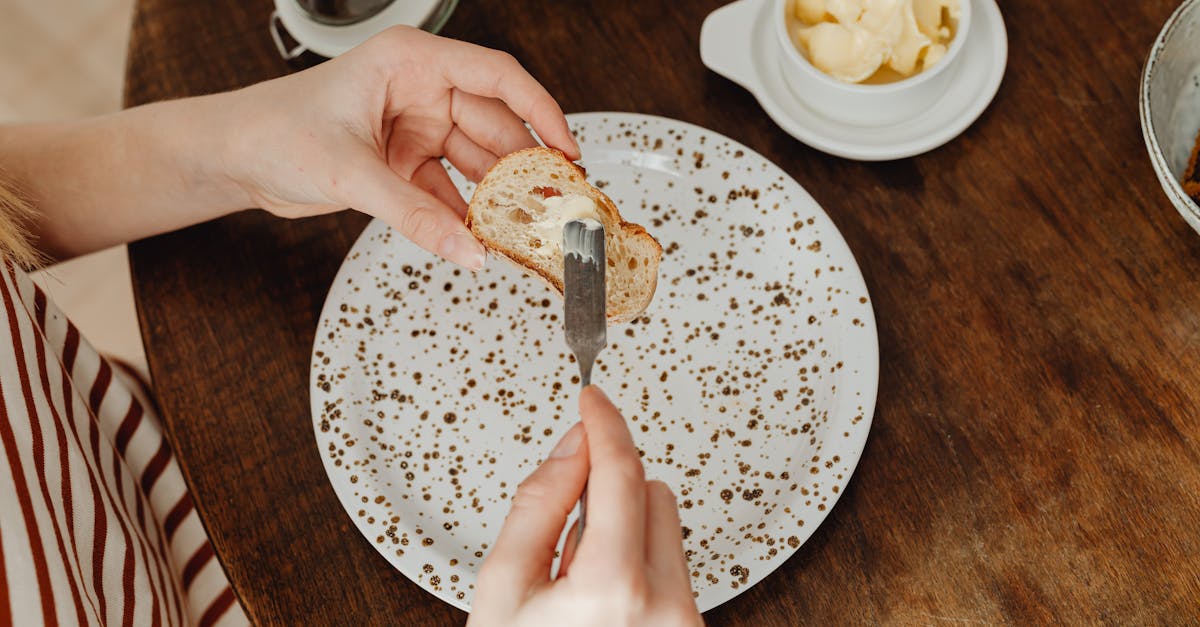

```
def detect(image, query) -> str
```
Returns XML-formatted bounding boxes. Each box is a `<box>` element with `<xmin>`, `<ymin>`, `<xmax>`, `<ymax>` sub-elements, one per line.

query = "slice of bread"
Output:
<box><xmin>466</xmin><ymin>147</ymin><xmax>662</xmax><ymax>324</ymax></box>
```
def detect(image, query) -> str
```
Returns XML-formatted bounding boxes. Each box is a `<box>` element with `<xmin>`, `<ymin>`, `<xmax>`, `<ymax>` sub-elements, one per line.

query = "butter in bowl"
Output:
<box><xmin>773</xmin><ymin>0</ymin><xmax>972</xmax><ymax>126</ymax></box>
<box><xmin>787</xmin><ymin>0</ymin><xmax>962</xmax><ymax>85</ymax></box>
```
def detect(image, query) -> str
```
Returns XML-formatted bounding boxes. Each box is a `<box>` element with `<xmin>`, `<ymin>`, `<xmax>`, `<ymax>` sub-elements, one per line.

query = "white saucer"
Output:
<box><xmin>700</xmin><ymin>0</ymin><xmax>1008</xmax><ymax>161</ymax></box>
<box><xmin>271</xmin><ymin>0</ymin><xmax>453</xmax><ymax>59</ymax></box>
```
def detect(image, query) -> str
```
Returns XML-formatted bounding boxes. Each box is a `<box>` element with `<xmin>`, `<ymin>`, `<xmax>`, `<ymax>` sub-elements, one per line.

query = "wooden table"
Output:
<box><xmin>124</xmin><ymin>0</ymin><xmax>1200</xmax><ymax>623</ymax></box>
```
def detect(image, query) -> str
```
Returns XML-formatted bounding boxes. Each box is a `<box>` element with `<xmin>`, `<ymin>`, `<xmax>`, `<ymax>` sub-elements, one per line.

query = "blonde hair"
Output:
<box><xmin>0</xmin><ymin>172</ymin><xmax>40</xmax><ymax>269</ymax></box>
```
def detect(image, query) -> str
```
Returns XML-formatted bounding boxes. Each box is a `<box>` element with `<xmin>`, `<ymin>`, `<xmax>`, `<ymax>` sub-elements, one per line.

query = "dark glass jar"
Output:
<box><xmin>297</xmin><ymin>0</ymin><xmax>396</xmax><ymax>25</ymax></box>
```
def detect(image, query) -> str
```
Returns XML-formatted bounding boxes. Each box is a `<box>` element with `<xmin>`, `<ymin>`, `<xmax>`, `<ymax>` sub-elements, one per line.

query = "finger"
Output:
<box><xmin>644</xmin><ymin>480</ymin><xmax>692</xmax><ymax>591</ymax></box>
<box><xmin>575</xmin><ymin>386</ymin><xmax>646</xmax><ymax>571</ymax></box>
<box><xmin>437</xmin><ymin>43</ymin><xmax>580</xmax><ymax>159</ymax></box>
<box><xmin>476</xmin><ymin>423</ymin><xmax>590</xmax><ymax>602</ymax></box>
<box><xmin>556</xmin><ymin>518</ymin><xmax>582</xmax><ymax>579</ymax></box>
<box><xmin>451</xmin><ymin>91</ymin><xmax>540</xmax><ymax>159</ymax></box>
<box><xmin>411</xmin><ymin>158</ymin><xmax>468</xmax><ymax>218</ymax></box>
<box><xmin>342</xmin><ymin>151</ymin><xmax>485</xmax><ymax>270</ymax></box>
<box><xmin>444</xmin><ymin>127</ymin><xmax>499</xmax><ymax>183</ymax></box>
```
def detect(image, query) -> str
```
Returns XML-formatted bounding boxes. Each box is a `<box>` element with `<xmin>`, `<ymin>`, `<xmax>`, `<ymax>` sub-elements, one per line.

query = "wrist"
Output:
<box><xmin>151</xmin><ymin>91</ymin><xmax>259</xmax><ymax>215</ymax></box>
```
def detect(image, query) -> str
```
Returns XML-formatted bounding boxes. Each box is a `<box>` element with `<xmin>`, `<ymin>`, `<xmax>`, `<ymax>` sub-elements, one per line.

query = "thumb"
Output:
<box><xmin>474</xmin><ymin>423</ymin><xmax>589</xmax><ymax>606</ymax></box>
<box><xmin>343</xmin><ymin>151</ymin><xmax>486</xmax><ymax>270</ymax></box>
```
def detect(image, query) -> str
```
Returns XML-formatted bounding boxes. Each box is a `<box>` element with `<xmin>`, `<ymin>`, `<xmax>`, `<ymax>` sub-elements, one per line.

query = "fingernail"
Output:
<box><xmin>550</xmin><ymin>423</ymin><xmax>584</xmax><ymax>458</ymax></box>
<box><xmin>438</xmin><ymin>231</ymin><xmax>486</xmax><ymax>271</ymax></box>
<box><xmin>581</xmin><ymin>385</ymin><xmax>605</xmax><ymax>401</ymax></box>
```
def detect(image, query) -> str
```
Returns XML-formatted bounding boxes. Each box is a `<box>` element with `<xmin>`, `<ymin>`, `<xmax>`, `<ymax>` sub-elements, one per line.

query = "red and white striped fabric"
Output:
<box><xmin>0</xmin><ymin>263</ymin><xmax>249</xmax><ymax>626</ymax></box>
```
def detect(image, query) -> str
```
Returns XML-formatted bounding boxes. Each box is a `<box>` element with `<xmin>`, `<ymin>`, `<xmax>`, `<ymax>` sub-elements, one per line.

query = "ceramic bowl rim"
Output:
<box><xmin>1139</xmin><ymin>0</ymin><xmax>1200</xmax><ymax>225</ymax></box>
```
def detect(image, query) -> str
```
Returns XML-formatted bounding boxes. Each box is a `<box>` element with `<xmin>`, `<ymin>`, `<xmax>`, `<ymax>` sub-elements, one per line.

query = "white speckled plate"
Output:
<box><xmin>310</xmin><ymin>112</ymin><xmax>878</xmax><ymax>613</ymax></box>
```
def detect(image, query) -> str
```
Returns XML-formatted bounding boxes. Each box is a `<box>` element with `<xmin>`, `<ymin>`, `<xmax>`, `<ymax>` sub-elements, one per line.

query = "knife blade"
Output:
<box><xmin>563</xmin><ymin>218</ymin><xmax>607</xmax><ymax>543</ymax></box>
<box><xmin>563</xmin><ymin>219</ymin><xmax>607</xmax><ymax>385</ymax></box>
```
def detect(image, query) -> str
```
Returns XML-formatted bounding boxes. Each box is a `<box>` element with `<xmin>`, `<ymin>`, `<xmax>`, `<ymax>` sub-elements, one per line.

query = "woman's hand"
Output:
<box><xmin>222</xmin><ymin>26</ymin><xmax>579</xmax><ymax>270</ymax></box>
<box><xmin>469</xmin><ymin>387</ymin><xmax>703</xmax><ymax>627</ymax></box>
<box><xmin>1</xmin><ymin>27</ymin><xmax>568</xmax><ymax>260</ymax></box>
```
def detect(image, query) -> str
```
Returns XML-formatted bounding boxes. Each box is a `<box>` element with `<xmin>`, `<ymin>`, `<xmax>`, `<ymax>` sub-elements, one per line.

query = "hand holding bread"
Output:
<box><xmin>213</xmin><ymin>27</ymin><xmax>580</xmax><ymax>272</ymax></box>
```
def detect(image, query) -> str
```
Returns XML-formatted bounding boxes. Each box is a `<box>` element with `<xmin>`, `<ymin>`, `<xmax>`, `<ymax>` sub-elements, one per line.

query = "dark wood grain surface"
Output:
<box><xmin>124</xmin><ymin>0</ymin><xmax>1200</xmax><ymax>623</ymax></box>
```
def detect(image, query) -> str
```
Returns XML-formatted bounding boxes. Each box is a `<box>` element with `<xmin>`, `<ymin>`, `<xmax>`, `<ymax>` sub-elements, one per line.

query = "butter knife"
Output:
<box><xmin>563</xmin><ymin>218</ymin><xmax>607</xmax><ymax>542</ymax></box>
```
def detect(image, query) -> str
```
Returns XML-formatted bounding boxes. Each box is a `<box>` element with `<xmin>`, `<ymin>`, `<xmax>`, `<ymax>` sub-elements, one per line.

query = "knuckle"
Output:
<box><xmin>464</xmin><ymin>160</ymin><xmax>489</xmax><ymax>183</ymax></box>
<box><xmin>474</xmin><ymin>560</ymin><xmax>521</xmax><ymax>601</ymax></box>
<box><xmin>646</xmin><ymin>479</ymin><xmax>677</xmax><ymax>503</ymax></box>
<box><xmin>556</xmin><ymin>587</ymin><xmax>610</xmax><ymax>619</ymax></box>
<box><xmin>615</xmin><ymin>561</ymin><xmax>647</xmax><ymax>587</ymax></box>
<box><xmin>568</xmin><ymin>565</ymin><xmax>647</xmax><ymax>612</ymax></box>
<box><xmin>374</xmin><ymin>24</ymin><xmax>417</xmax><ymax>48</ymax></box>
<box><xmin>607</xmin><ymin>572</ymin><xmax>650</xmax><ymax>617</ymax></box>
<box><xmin>492</xmin><ymin>50</ymin><xmax>520</xmax><ymax>68</ymax></box>
<box><xmin>510</xmin><ymin>474</ymin><xmax>554</xmax><ymax>510</ymax></box>
<box><xmin>397</xmin><ymin>206</ymin><xmax>442</xmax><ymax>241</ymax></box>
<box><xmin>488</xmin><ymin>51</ymin><xmax>525</xmax><ymax>85</ymax></box>
<box><xmin>611</xmin><ymin>457</ymin><xmax>646</xmax><ymax>486</ymax></box>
